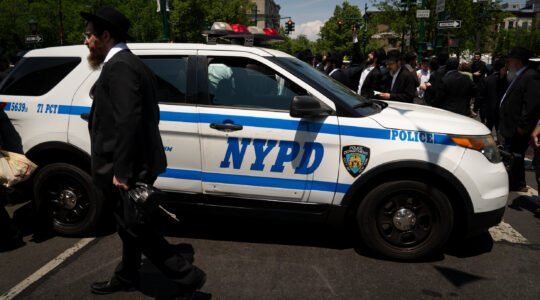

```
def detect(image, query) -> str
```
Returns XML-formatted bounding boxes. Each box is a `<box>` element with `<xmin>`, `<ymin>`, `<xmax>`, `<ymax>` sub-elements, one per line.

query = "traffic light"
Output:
<box><xmin>338</xmin><ymin>20</ymin><xmax>342</xmax><ymax>30</ymax></box>
<box><xmin>287</xmin><ymin>20</ymin><xmax>292</xmax><ymax>32</ymax></box>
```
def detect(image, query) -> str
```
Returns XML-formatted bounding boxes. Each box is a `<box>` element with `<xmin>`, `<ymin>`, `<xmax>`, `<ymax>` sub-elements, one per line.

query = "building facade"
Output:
<box><xmin>251</xmin><ymin>0</ymin><xmax>281</xmax><ymax>30</ymax></box>
<box><xmin>499</xmin><ymin>1</ymin><xmax>535</xmax><ymax>30</ymax></box>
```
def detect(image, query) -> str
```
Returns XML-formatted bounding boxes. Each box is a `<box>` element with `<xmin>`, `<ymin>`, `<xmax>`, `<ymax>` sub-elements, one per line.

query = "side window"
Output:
<box><xmin>142</xmin><ymin>56</ymin><xmax>187</xmax><ymax>104</ymax></box>
<box><xmin>0</xmin><ymin>57</ymin><xmax>81</xmax><ymax>96</ymax></box>
<box><xmin>207</xmin><ymin>56</ymin><xmax>307</xmax><ymax>110</ymax></box>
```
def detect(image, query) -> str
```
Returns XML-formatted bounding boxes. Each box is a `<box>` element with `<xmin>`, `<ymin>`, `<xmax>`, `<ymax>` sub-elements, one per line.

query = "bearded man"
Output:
<box><xmin>81</xmin><ymin>7</ymin><xmax>206</xmax><ymax>299</ymax></box>
<box><xmin>499</xmin><ymin>47</ymin><xmax>540</xmax><ymax>191</ymax></box>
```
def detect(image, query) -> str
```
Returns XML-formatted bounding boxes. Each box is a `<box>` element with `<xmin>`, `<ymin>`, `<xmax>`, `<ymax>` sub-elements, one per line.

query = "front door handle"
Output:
<box><xmin>209</xmin><ymin>123</ymin><xmax>243</xmax><ymax>132</ymax></box>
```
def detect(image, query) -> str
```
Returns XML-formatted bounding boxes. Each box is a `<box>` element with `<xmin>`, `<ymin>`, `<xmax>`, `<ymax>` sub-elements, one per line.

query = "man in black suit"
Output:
<box><xmin>499</xmin><ymin>47</ymin><xmax>540</xmax><ymax>191</ymax></box>
<box><xmin>471</xmin><ymin>51</ymin><xmax>487</xmax><ymax>84</ymax></box>
<box><xmin>326</xmin><ymin>49</ymin><xmax>350</xmax><ymax>87</ymax></box>
<box><xmin>81</xmin><ymin>7</ymin><xmax>205</xmax><ymax>298</ymax></box>
<box><xmin>431</xmin><ymin>57</ymin><xmax>476</xmax><ymax>116</ymax></box>
<box><xmin>473</xmin><ymin>59</ymin><xmax>507</xmax><ymax>132</ymax></box>
<box><xmin>350</xmin><ymin>49</ymin><xmax>383</xmax><ymax>99</ymax></box>
<box><xmin>375</xmin><ymin>50</ymin><xmax>416</xmax><ymax>103</ymax></box>
<box><xmin>424</xmin><ymin>52</ymin><xmax>448</xmax><ymax>105</ymax></box>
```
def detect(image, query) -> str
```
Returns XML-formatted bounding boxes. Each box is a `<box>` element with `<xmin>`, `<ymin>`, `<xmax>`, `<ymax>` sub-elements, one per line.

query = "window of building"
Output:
<box><xmin>522</xmin><ymin>22</ymin><xmax>528</xmax><ymax>29</ymax></box>
<box><xmin>509</xmin><ymin>21</ymin><xmax>514</xmax><ymax>29</ymax></box>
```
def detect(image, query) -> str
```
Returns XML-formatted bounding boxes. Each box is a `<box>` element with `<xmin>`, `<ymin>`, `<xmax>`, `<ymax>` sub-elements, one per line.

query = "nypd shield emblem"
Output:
<box><xmin>342</xmin><ymin>145</ymin><xmax>370</xmax><ymax>177</ymax></box>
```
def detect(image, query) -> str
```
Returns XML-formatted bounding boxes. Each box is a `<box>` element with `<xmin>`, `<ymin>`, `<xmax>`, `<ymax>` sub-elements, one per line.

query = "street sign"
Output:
<box><xmin>25</xmin><ymin>35</ymin><xmax>43</xmax><ymax>43</ymax></box>
<box><xmin>437</xmin><ymin>20</ymin><xmax>461</xmax><ymax>29</ymax></box>
<box><xmin>436</xmin><ymin>0</ymin><xmax>445</xmax><ymax>13</ymax></box>
<box><xmin>416</xmin><ymin>9</ymin><xmax>430</xmax><ymax>18</ymax></box>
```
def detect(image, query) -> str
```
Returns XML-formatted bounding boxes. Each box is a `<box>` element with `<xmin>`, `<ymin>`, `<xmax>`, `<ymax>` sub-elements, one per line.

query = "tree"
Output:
<box><xmin>318</xmin><ymin>1</ymin><xmax>363</xmax><ymax>59</ymax></box>
<box><xmin>371</xmin><ymin>0</ymin><xmax>512</xmax><ymax>56</ymax></box>
<box><xmin>169</xmin><ymin>0</ymin><xmax>254</xmax><ymax>43</ymax></box>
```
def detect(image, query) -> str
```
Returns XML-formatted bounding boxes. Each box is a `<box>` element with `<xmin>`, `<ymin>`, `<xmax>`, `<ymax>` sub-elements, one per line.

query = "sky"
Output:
<box><xmin>275</xmin><ymin>0</ymin><xmax>523</xmax><ymax>41</ymax></box>
<box><xmin>276</xmin><ymin>0</ymin><xmax>371</xmax><ymax>41</ymax></box>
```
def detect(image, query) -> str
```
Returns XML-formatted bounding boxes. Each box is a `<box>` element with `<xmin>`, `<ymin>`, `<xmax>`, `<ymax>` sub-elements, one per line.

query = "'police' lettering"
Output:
<box><xmin>220</xmin><ymin>137</ymin><xmax>251</xmax><ymax>169</ymax></box>
<box><xmin>250</xmin><ymin>139</ymin><xmax>277</xmax><ymax>171</ymax></box>
<box><xmin>220</xmin><ymin>137</ymin><xmax>324</xmax><ymax>174</ymax></box>
<box><xmin>390</xmin><ymin>129</ymin><xmax>435</xmax><ymax>144</ymax></box>
<box><xmin>270</xmin><ymin>141</ymin><xmax>300</xmax><ymax>173</ymax></box>
<box><xmin>295</xmin><ymin>142</ymin><xmax>324</xmax><ymax>174</ymax></box>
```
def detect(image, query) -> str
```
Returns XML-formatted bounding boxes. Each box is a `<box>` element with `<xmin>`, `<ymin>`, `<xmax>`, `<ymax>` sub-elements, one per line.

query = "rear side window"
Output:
<box><xmin>0</xmin><ymin>57</ymin><xmax>81</xmax><ymax>96</ymax></box>
<box><xmin>142</xmin><ymin>57</ymin><xmax>188</xmax><ymax>104</ymax></box>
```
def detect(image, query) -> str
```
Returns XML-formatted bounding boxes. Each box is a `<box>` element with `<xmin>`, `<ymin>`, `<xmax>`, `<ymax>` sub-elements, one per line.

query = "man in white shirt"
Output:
<box><xmin>416</xmin><ymin>58</ymin><xmax>431</xmax><ymax>104</ymax></box>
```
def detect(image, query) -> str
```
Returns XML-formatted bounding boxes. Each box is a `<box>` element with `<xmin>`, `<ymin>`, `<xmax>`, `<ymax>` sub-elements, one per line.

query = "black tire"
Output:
<box><xmin>356</xmin><ymin>180</ymin><xmax>453</xmax><ymax>260</ymax></box>
<box><xmin>33</xmin><ymin>163</ymin><xmax>104</xmax><ymax>236</ymax></box>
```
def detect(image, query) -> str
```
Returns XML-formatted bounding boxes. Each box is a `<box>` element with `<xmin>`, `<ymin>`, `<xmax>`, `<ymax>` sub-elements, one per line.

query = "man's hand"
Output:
<box><xmin>473</xmin><ymin>71</ymin><xmax>481</xmax><ymax>76</ymax></box>
<box><xmin>378</xmin><ymin>93</ymin><xmax>391</xmax><ymax>100</ymax></box>
<box><xmin>517</xmin><ymin>127</ymin><xmax>527</xmax><ymax>136</ymax></box>
<box><xmin>113</xmin><ymin>176</ymin><xmax>129</xmax><ymax>190</ymax></box>
<box><xmin>531</xmin><ymin>125</ymin><xmax>540</xmax><ymax>148</ymax></box>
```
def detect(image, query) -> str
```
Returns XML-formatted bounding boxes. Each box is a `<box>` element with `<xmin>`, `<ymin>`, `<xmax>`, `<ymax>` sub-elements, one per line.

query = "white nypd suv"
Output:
<box><xmin>0</xmin><ymin>41</ymin><xmax>507</xmax><ymax>260</ymax></box>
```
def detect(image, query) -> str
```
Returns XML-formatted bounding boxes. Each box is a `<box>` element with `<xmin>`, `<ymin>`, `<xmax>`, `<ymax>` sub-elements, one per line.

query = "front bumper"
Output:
<box><xmin>465</xmin><ymin>206</ymin><xmax>505</xmax><ymax>237</ymax></box>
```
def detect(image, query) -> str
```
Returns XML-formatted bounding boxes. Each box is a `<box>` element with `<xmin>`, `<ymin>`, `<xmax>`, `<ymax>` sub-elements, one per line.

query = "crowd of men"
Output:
<box><xmin>296</xmin><ymin>34</ymin><xmax>540</xmax><ymax>214</ymax></box>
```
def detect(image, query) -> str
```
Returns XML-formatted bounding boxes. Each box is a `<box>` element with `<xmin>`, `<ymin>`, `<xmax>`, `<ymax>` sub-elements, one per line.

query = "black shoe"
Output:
<box><xmin>172</xmin><ymin>270</ymin><xmax>206</xmax><ymax>300</ymax></box>
<box><xmin>510</xmin><ymin>185</ymin><xmax>528</xmax><ymax>192</ymax></box>
<box><xmin>0</xmin><ymin>237</ymin><xmax>25</xmax><ymax>251</ymax></box>
<box><xmin>90</xmin><ymin>279</ymin><xmax>137</xmax><ymax>295</ymax></box>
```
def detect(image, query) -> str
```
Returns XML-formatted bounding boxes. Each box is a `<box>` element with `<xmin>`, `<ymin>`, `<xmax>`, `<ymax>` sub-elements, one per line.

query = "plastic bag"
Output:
<box><xmin>0</xmin><ymin>150</ymin><xmax>38</xmax><ymax>187</ymax></box>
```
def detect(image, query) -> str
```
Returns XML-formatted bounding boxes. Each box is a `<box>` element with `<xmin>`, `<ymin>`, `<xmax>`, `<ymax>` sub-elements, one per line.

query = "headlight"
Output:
<box><xmin>450</xmin><ymin>135</ymin><xmax>502</xmax><ymax>164</ymax></box>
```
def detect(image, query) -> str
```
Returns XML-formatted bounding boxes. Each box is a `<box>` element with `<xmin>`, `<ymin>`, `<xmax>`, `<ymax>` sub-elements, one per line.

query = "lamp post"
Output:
<box><xmin>29</xmin><ymin>19</ymin><xmax>38</xmax><ymax>48</ymax></box>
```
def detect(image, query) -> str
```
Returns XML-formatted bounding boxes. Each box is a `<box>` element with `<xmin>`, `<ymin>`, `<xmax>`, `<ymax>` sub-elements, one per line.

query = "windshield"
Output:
<box><xmin>269</xmin><ymin>57</ymin><xmax>378</xmax><ymax>117</ymax></box>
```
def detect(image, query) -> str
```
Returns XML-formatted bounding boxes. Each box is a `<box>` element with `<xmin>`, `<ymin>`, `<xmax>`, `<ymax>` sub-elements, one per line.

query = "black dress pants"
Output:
<box><xmin>505</xmin><ymin>133</ymin><xmax>530</xmax><ymax>189</ymax></box>
<box><xmin>107</xmin><ymin>186</ymin><xmax>203</xmax><ymax>288</ymax></box>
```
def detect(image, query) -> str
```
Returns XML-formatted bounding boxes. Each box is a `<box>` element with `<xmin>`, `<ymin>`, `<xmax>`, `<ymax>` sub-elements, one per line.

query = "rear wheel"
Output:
<box><xmin>33</xmin><ymin>163</ymin><xmax>103</xmax><ymax>235</ymax></box>
<box><xmin>356</xmin><ymin>180</ymin><xmax>453</xmax><ymax>260</ymax></box>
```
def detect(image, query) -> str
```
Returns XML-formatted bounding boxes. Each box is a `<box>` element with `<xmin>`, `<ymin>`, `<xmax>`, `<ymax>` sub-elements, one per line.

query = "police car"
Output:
<box><xmin>0</xmin><ymin>24</ymin><xmax>507</xmax><ymax>260</ymax></box>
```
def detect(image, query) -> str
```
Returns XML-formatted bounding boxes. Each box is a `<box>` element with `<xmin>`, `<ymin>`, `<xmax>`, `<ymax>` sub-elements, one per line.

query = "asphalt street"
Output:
<box><xmin>1</xmin><ymin>173</ymin><xmax>539</xmax><ymax>300</ymax></box>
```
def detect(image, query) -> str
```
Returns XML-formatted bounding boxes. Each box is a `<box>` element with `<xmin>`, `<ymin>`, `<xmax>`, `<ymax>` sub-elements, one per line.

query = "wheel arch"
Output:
<box><xmin>337</xmin><ymin>160</ymin><xmax>474</xmax><ymax>236</ymax></box>
<box><xmin>25</xmin><ymin>141</ymin><xmax>91</xmax><ymax>173</ymax></box>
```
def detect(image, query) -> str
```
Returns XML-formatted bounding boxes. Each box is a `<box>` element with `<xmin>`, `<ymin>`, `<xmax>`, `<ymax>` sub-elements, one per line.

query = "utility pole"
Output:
<box><xmin>158</xmin><ymin>0</ymin><xmax>170</xmax><ymax>42</ymax></box>
<box><xmin>475</xmin><ymin>2</ymin><xmax>485</xmax><ymax>52</ymax></box>
<box><xmin>417</xmin><ymin>0</ymin><xmax>426</xmax><ymax>61</ymax></box>
<box><xmin>59</xmin><ymin>0</ymin><xmax>64</xmax><ymax>45</ymax></box>
<box><xmin>363</xmin><ymin>3</ymin><xmax>368</xmax><ymax>55</ymax></box>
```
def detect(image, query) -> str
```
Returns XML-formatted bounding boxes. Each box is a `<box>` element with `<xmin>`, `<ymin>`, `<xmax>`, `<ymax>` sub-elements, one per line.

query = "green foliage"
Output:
<box><xmin>371</xmin><ymin>0</ymin><xmax>514</xmax><ymax>56</ymax></box>
<box><xmin>493</xmin><ymin>28</ymin><xmax>540</xmax><ymax>56</ymax></box>
<box><xmin>318</xmin><ymin>1</ymin><xmax>363</xmax><ymax>58</ymax></box>
<box><xmin>169</xmin><ymin>0</ymin><xmax>254</xmax><ymax>43</ymax></box>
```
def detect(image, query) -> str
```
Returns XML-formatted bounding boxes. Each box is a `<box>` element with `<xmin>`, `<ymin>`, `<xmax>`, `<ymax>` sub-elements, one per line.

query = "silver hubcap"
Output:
<box><xmin>59</xmin><ymin>190</ymin><xmax>77</xmax><ymax>210</ymax></box>
<box><xmin>392</xmin><ymin>208</ymin><xmax>416</xmax><ymax>231</ymax></box>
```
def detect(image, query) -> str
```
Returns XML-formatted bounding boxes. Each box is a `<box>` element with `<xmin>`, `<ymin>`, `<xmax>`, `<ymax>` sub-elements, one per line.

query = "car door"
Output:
<box><xmin>139</xmin><ymin>53</ymin><xmax>202</xmax><ymax>193</ymax></box>
<box><xmin>196</xmin><ymin>51</ymin><xmax>340</xmax><ymax>203</ymax></box>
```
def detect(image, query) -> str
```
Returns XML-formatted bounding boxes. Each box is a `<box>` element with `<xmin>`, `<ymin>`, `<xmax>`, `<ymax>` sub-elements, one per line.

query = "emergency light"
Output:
<box><xmin>203</xmin><ymin>22</ymin><xmax>284</xmax><ymax>46</ymax></box>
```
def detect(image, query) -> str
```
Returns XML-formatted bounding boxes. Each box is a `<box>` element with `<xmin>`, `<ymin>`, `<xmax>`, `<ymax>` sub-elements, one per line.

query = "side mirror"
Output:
<box><xmin>290</xmin><ymin>96</ymin><xmax>332</xmax><ymax>118</ymax></box>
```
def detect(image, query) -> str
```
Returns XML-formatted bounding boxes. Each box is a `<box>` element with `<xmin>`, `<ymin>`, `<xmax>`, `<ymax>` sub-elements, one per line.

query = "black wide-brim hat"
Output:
<box><xmin>506</xmin><ymin>46</ymin><xmax>532</xmax><ymax>63</ymax></box>
<box><xmin>80</xmin><ymin>7</ymin><xmax>133</xmax><ymax>41</ymax></box>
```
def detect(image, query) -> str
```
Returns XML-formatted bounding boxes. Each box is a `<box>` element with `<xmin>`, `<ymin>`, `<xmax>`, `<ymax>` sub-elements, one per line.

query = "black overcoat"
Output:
<box><xmin>88</xmin><ymin>49</ymin><xmax>167</xmax><ymax>187</ymax></box>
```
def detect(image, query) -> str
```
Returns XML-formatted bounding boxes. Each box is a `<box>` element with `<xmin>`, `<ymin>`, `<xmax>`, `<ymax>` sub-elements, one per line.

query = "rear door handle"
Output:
<box><xmin>209</xmin><ymin>123</ymin><xmax>243</xmax><ymax>132</ymax></box>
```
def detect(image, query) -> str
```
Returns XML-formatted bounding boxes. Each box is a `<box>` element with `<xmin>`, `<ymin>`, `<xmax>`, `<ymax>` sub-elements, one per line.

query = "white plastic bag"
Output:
<box><xmin>0</xmin><ymin>150</ymin><xmax>37</xmax><ymax>187</ymax></box>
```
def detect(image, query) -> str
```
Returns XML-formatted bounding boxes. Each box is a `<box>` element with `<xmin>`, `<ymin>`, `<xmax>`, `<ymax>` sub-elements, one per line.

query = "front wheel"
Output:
<box><xmin>356</xmin><ymin>180</ymin><xmax>453</xmax><ymax>260</ymax></box>
<box><xmin>33</xmin><ymin>163</ymin><xmax>104</xmax><ymax>235</ymax></box>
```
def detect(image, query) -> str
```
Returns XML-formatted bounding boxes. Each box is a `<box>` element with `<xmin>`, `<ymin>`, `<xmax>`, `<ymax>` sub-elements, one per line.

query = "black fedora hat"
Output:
<box><xmin>506</xmin><ymin>46</ymin><xmax>532</xmax><ymax>64</ymax></box>
<box><xmin>80</xmin><ymin>7</ymin><xmax>133</xmax><ymax>41</ymax></box>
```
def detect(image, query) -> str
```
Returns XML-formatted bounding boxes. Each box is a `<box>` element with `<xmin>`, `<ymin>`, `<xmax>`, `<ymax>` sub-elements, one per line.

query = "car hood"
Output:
<box><xmin>369</xmin><ymin>101</ymin><xmax>490</xmax><ymax>135</ymax></box>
